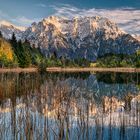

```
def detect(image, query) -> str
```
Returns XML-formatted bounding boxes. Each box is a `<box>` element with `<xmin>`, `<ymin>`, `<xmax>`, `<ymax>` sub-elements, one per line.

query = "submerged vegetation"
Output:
<box><xmin>0</xmin><ymin>72</ymin><xmax>140</xmax><ymax>139</ymax></box>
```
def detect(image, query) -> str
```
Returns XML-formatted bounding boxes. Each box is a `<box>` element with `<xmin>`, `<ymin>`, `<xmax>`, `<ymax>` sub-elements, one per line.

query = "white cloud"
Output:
<box><xmin>52</xmin><ymin>4</ymin><xmax>140</xmax><ymax>35</ymax></box>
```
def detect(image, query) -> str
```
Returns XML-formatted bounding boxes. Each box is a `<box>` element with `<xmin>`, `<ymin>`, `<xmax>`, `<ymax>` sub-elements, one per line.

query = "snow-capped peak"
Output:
<box><xmin>22</xmin><ymin>16</ymin><xmax>140</xmax><ymax>61</ymax></box>
<box><xmin>0</xmin><ymin>20</ymin><xmax>26</xmax><ymax>39</ymax></box>
<box><xmin>0</xmin><ymin>20</ymin><xmax>26</xmax><ymax>31</ymax></box>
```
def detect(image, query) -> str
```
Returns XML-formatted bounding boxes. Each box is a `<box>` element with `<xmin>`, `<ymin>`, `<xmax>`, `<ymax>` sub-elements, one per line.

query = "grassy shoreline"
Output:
<box><xmin>0</xmin><ymin>67</ymin><xmax>140</xmax><ymax>73</ymax></box>
<box><xmin>0</xmin><ymin>68</ymin><xmax>37</xmax><ymax>73</ymax></box>
<box><xmin>47</xmin><ymin>67</ymin><xmax>140</xmax><ymax>73</ymax></box>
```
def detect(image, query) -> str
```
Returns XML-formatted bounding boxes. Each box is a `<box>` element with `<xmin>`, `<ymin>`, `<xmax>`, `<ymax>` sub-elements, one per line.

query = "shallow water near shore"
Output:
<box><xmin>0</xmin><ymin>72</ymin><xmax>140</xmax><ymax>140</ymax></box>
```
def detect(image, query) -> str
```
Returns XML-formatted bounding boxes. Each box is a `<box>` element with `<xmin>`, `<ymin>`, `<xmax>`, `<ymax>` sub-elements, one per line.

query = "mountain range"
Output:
<box><xmin>0</xmin><ymin>16</ymin><xmax>140</xmax><ymax>61</ymax></box>
<box><xmin>0</xmin><ymin>20</ymin><xmax>25</xmax><ymax>40</ymax></box>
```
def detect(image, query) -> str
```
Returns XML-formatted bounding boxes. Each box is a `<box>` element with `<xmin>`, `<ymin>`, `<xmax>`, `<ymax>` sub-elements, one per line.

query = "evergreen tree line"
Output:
<box><xmin>10</xmin><ymin>33</ymin><xmax>44</xmax><ymax>68</ymax></box>
<box><xmin>0</xmin><ymin>31</ymin><xmax>44</xmax><ymax>68</ymax></box>
<box><xmin>3</xmin><ymin>31</ymin><xmax>140</xmax><ymax>69</ymax></box>
<box><xmin>0</xmin><ymin>31</ymin><xmax>91</xmax><ymax>70</ymax></box>
<box><xmin>96</xmin><ymin>53</ymin><xmax>140</xmax><ymax>68</ymax></box>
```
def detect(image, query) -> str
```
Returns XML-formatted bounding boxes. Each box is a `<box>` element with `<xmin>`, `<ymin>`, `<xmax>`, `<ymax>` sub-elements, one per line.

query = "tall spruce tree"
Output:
<box><xmin>22</xmin><ymin>40</ymin><xmax>32</xmax><ymax>67</ymax></box>
<box><xmin>10</xmin><ymin>34</ymin><xmax>31</xmax><ymax>68</ymax></box>
<box><xmin>0</xmin><ymin>31</ymin><xmax>3</xmax><ymax>38</ymax></box>
<box><xmin>16</xmin><ymin>40</ymin><xmax>31</xmax><ymax>68</ymax></box>
<box><xmin>10</xmin><ymin>33</ymin><xmax>17</xmax><ymax>50</ymax></box>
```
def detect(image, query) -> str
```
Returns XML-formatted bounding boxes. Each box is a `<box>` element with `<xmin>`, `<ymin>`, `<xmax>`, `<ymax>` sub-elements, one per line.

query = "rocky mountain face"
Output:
<box><xmin>0</xmin><ymin>20</ymin><xmax>25</xmax><ymax>40</ymax></box>
<box><xmin>22</xmin><ymin>16</ymin><xmax>140</xmax><ymax>61</ymax></box>
<box><xmin>1</xmin><ymin>16</ymin><xmax>140</xmax><ymax>61</ymax></box>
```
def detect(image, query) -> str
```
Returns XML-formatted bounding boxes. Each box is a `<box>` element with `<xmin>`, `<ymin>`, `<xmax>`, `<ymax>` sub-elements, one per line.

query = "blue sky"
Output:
<box><xmin>0</xmin><ymin>0</ymin><xmax>140</xmax><ymax>34</ymax></box>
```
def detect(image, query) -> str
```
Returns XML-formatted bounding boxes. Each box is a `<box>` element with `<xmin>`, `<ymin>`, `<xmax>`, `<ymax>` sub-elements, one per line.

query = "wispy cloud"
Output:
<box><xmin>35</xmin><ymin>3</ymin><xmax>47</xmax><ymax>8</ymax></box>
<box><xmin>11</xmin><ymin>16</ymin><xmax>42</xmax><ymax>27</ymax></box>
<box><xmin>51</xmin><ymin>4</ymin><xmax>140</xmax><ymax>35</ymax></box>
<box><xmin>0</xmin><ymin>10</ymin><xmax>11</xmax><ymax>20</ymax></box>
<box><xmin>0</xmin><ymin>10</ymin><xmax>40</xmax><ymax>27</ymax></box>
<box><xmin>12</xmin><ymin>16</ymin><xmax>37</xmax><ymax>25</ymax></box>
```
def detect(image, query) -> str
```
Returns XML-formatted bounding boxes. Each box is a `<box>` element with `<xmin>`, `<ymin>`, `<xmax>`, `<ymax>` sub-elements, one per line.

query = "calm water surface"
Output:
<box><xmin>0</xmin><ymin>72</ymin><xmax>140</xmax><ymax>140</ymax></box>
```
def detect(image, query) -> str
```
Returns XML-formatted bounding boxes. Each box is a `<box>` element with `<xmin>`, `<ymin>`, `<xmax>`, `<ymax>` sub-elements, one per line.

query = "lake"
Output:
<box><xmin>0</xmin><ymin>72</ymin><xmax>140</xmax><ymax>140</ymax></box>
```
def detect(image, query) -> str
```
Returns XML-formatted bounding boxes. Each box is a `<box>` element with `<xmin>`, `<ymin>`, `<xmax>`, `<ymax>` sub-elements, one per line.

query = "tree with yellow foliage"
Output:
<box><xmin>0</xmin><ymin>37</ymin><xmax>17</xmax><ymax>67</ymax></box>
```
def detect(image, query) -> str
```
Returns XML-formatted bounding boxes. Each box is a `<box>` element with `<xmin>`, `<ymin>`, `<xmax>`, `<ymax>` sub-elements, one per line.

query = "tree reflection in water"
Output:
<box><xmin>0</xmin><ymin>72</ymin><xmax>140</xmax><ymax>140</ymax></box>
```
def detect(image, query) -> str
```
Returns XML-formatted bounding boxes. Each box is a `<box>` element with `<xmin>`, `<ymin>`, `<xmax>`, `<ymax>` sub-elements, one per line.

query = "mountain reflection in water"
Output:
<box><xmin>0</xmin><ymin>72</ymin><xmax>140</xmax><ymax>140</ymax></box>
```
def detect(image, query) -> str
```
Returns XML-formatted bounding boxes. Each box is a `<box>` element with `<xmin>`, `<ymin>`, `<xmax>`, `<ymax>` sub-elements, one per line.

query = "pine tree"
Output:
<box><xmin>16</xmin><ymin>40</ymin><xmax>25</xmax><ymax>67</ymax></box>
<box><xmin>10</xmin><ymin>33</ymin><xmax>17</xmax><ymax>50</ymax></box>
<box><xmin>0</xmin><ymin>31</ymin><xmax>3</xmax><ymax>38</ymax></box>
<box><xmin>22</xmin><ymin>42</ymin><xmax>32</xmax><ymax>67</ymax></box>
<box><xmin>24</xmin><ymin>38</ymin><xmax>30</xmax><ymax>44</ymax></box>
<box><xmin>11</xmin><ymin>33</ymin><xmax>17</xmax><ymax>43</ymax></box>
